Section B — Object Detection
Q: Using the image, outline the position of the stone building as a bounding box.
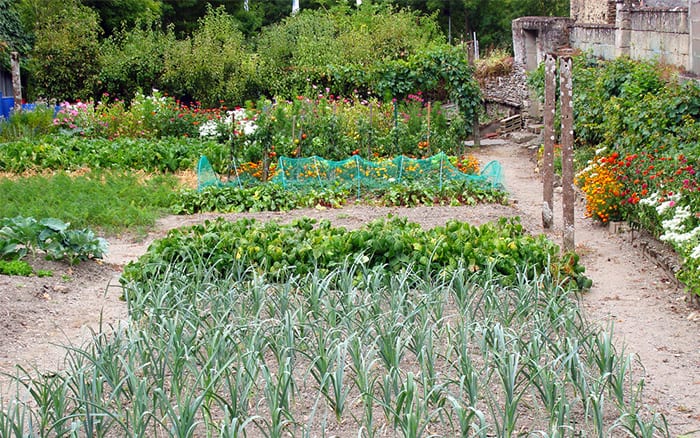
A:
[513,0,700,75]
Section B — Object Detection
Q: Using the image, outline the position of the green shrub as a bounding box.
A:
[0,216,107,265]
[0,136,229,173]
[98,22,177,102]
[0,104,58,141]
[27,0,102,101]
[163,6,256,107]
[252,4,444,99]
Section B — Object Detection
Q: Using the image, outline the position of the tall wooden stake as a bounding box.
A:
[11,52,22,112]
[367,103,373,156]
[559,51,575,251]
[467,38,480,148]
[542,53,557,229]
[426,101,431,155]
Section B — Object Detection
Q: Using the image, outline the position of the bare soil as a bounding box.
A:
[0,139,698,436]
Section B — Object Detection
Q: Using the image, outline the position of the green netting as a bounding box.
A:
[197,156,259,190]
[197,152,504,194]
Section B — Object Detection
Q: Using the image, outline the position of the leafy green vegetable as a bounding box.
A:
[0,259,33,276]
[0,216,107,264]
[122,216,589,291]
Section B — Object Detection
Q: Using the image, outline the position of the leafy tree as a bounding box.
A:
[0,0,33,64]
[27,0,102,101]
[381,0,569,50]
[162,6,256,106]
[99,22,176,101]
[253,4,443,97]
[83,0,163,36]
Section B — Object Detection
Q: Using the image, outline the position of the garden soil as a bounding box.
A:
[0,138,698,436]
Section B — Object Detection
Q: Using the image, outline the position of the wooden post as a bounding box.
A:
[11,52,22,112]
[367,102,373,157]
[542,53,557,229]
[426,101,431,155]
[559,50,575,251]
[467,38,480,148]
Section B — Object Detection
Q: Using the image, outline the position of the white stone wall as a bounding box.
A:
[569,8,691,70]
[571,25,616,59]
[691,0,700,73]
[628,9,689,66]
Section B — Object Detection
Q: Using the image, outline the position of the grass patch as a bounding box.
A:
[0,170,180,235]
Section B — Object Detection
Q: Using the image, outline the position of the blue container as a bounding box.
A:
[1,96,15,120]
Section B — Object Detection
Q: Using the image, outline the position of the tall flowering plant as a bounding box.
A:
[54,101,99,135]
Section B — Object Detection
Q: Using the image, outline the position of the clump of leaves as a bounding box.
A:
[0,216,108,265]
[171,179,505,214]
[122,216,589,291]
[0,259,33,276]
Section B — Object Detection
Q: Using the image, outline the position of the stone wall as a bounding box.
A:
[567,6,692,71]
[570,24,616,59]
[512,17,575,70]
[480,66,530,112]
[571,0,613,24]
[643,0,687,7]
[628,8,689,66]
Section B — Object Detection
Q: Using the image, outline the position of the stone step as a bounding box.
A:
[527,124,544,134]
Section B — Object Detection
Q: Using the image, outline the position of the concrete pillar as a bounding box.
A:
[615,0,632,57]
[542,53,557,229]
[559,51,575,252]
[690,0,700,74]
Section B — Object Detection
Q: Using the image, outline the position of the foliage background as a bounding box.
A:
[1,0,568,104]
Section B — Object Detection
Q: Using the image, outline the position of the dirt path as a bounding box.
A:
[0,139,698,435]
[474,139,700,436]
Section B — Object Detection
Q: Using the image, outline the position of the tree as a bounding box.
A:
[28,0,102,101]
[162,6,256,106]
[83,0,163,37]
[99,22,176,101]
[378,0,569,50]
[0,0,33,68]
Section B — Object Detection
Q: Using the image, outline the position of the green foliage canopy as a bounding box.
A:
[0,0,33,67]
[162,6,257,107]
[98,23,176,101]
[27,0,102,101]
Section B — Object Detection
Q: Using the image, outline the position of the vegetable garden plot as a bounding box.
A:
[197,153,504,197]
[0,218,669,437]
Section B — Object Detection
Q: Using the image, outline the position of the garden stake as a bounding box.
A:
[291,115,296,151]
[368,102,373,156]
[427,101,431,156]
[393,99,399,154]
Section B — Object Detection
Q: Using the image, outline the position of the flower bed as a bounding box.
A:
[566,56,700,297]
